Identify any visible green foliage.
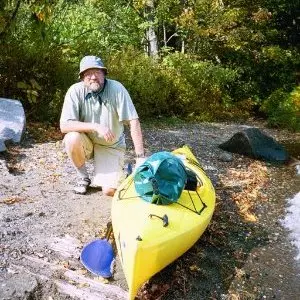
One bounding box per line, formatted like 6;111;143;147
107;49;179;118
17;79;41;104
161;52;240;119
48;0;143;57
0;0;299;131
261;87;300;131
254;46;299;95
106;49;240;120
0;41;75;122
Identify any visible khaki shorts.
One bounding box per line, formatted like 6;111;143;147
79;133;125;189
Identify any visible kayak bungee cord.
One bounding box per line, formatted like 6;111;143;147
117;174;208;215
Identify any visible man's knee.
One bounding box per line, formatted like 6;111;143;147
64;132;82;147
102;187;116;197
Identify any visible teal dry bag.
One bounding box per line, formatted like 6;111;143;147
134;151;187;205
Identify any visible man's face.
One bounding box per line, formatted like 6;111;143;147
82;68;105;92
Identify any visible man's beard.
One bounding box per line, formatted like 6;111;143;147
89;81;103;92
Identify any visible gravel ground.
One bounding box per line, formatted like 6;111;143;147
0;120;300;300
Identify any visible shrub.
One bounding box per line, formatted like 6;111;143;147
106;49;240;120
0;42;75;123
261;87;300;131
161;53;240;120
106;49;182;118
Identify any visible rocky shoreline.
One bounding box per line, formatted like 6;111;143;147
0;120;300;300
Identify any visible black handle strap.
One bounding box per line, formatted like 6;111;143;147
105;221;113;240
149;214;169;227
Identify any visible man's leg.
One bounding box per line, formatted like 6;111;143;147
63;132;93;194
92;146;125;197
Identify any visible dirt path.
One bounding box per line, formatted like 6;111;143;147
0;121;300;300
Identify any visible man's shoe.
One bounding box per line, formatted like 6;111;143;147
73;178;91;195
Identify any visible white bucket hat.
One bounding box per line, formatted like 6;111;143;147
79;55;108;76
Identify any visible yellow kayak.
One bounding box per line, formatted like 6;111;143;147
111;145;216;300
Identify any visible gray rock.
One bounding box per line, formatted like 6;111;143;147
218;151;233;162
0;273;38;299
0;98;26;152
219;127;290;164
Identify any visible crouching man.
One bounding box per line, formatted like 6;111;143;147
60;55;146;196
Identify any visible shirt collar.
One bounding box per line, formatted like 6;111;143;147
85;79;107;102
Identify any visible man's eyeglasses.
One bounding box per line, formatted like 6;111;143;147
83;70;103;78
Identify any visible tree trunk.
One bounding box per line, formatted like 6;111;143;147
163;22;167;47
146;26;158;56
145;0;158;57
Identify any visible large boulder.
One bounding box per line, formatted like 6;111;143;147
0;98;26;152
219;127;290;164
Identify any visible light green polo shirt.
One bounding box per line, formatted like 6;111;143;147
60;79;139;149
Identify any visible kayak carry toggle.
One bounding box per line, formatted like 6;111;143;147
149;214;169;227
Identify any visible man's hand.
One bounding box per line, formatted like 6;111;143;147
93;124;115;142
60;121;115;143
135;157;147;170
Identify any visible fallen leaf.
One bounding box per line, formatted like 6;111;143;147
1;197;25;205
94;276;109;284
77;282;90;288
76;269;88;275
189;264;200;271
